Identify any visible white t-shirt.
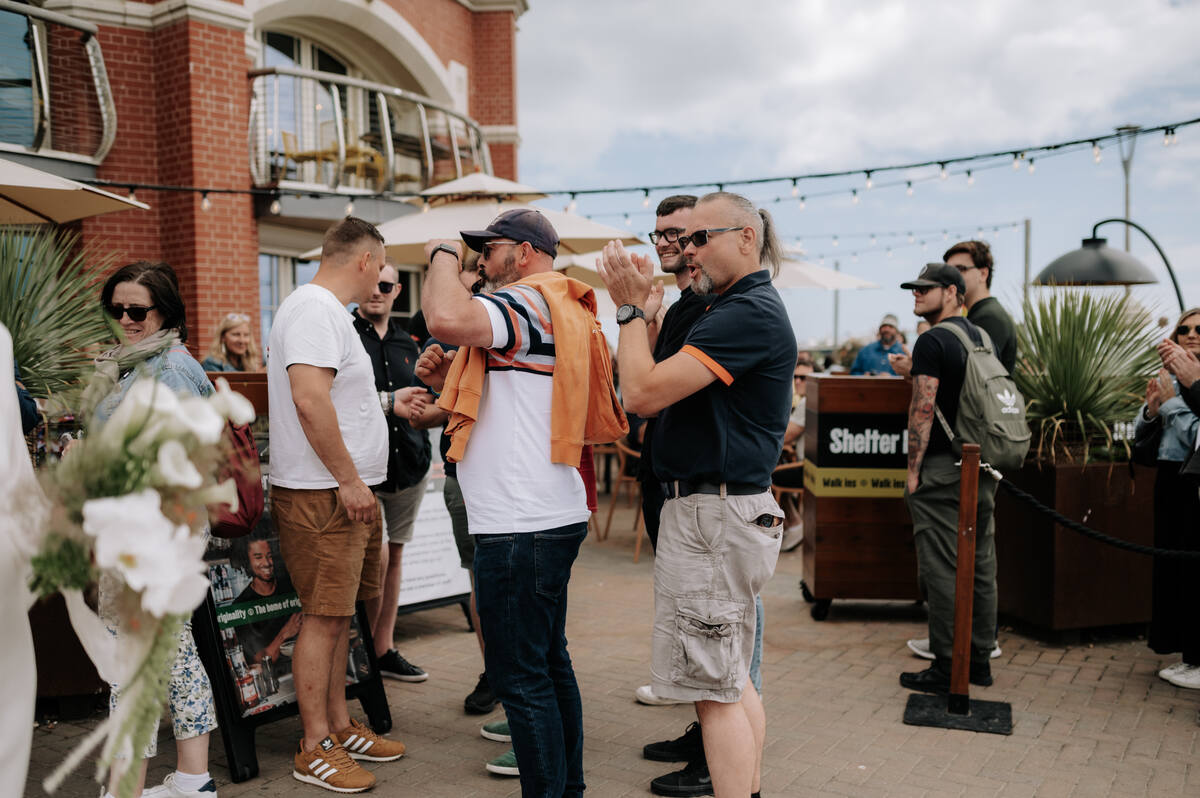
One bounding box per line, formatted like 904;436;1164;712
267;283;388;489
454;284;590;534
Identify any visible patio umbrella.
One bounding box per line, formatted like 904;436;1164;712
417;173;548;206
772;257;877;291
0;157;148;224
302;200;643;263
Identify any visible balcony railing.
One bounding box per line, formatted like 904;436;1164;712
249;66;492;195
0;0;116;164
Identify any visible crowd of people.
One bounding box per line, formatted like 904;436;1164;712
44;188;1193;798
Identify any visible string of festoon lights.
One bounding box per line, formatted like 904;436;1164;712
82;117;1197;219
796;221;1025;266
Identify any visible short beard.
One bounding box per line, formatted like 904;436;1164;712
694;267;715;295
660;253;685;274
483;252;519;292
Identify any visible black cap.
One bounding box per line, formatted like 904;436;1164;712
460;208;560;258
900;262;965;295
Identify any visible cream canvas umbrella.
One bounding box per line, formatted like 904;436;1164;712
302;201;643;263
0;157;148;224
553;250;670;290
772;257;877;290
416;173;548;206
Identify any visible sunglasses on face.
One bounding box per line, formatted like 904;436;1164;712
225;312;250;322
677;227;741;250
1177;325;1200;337
482;240;521;260
911;285;939;296
377;281;395;294
105;303;157;322
793;374;808;382
648;228;684;245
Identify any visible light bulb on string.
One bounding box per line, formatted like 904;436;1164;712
200;192;211;211
1092;142;1102;163
864;171;873;190
269;198;281;215
567;193;577;213
851;188;859;205
790;179;799;198
624;213;631;226
641;189;650;208
852;253;859;263
1172;129;1179;145
1027;158;1035;175
905;181;913;197
886;247;893;258
921;241;927;251
966;170;974;186
344;200;355;216
128;188;137;203
908;231;915;244
832;235;839;248
1164;129;1172;147
939;163;947;180
1012;152;1022;170
798;195;805;210
942;230;948;240
870;234;877;246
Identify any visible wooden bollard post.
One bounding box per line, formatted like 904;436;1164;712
948;442;981;715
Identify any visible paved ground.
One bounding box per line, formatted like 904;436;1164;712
26;500;1200;798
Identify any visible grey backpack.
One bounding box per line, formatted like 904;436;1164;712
933;320;1031;472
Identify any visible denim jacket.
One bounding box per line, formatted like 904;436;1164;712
1135;378;1199;463
93;346;213;425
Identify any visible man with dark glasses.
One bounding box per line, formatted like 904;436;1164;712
352;259;433;685
599;192;795;798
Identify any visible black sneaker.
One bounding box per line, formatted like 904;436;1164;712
900;661;992;694
643;721;704;762
650;759;713;797
464;672;497;714
377;649;428;682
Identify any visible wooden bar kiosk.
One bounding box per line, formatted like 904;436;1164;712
800;375;920;619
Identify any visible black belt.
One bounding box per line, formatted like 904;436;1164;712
663;481;765;499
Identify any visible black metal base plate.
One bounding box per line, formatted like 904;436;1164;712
902;692;1013;735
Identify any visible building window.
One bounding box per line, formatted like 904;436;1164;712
0;10;37;148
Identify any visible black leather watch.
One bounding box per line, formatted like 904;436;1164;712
616;304;646;326
429;243;460;264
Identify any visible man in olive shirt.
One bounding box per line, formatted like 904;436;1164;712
945;240;1016;374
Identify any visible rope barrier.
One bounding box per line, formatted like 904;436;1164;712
986;467;1200;560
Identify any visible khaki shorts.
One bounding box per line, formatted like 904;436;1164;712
378;477;428;545
650;490;783;703
273;486;382;617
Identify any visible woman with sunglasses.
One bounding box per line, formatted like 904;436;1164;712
202;311;262;372
93;262;220;798
1136;307;1200;691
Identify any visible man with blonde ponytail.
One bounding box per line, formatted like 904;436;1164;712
598;192;796;798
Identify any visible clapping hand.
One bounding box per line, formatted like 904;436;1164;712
596;240;655;310
1145;369;1173;417
1158;338;1200;389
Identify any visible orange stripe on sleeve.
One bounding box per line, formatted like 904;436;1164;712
681;345;733;386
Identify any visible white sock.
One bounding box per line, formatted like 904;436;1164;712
172;770;212;791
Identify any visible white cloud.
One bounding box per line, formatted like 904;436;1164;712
517;0;1200;186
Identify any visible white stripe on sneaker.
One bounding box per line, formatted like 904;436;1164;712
312;763;330;777
323;768;338;780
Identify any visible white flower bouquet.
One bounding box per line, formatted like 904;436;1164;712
32;377;255;798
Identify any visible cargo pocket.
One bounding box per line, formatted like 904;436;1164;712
670;598;747;690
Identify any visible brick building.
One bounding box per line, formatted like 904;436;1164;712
1;0;525;353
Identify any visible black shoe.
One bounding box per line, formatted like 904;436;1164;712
464;672;497;714
900;662;993;694
377;649;428;682
643;721;704;762
650;759;713;797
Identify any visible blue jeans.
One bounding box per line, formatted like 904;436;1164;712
750;594;764;694
474;523;588;798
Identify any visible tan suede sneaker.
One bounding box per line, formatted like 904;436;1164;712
334;718;407;762
292;735;375;793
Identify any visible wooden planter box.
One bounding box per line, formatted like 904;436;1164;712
994;461;1155;631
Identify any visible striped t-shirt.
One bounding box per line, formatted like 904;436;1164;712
454;284;590;534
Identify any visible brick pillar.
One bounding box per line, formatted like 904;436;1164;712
471;11;518;179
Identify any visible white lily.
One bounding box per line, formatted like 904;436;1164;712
196;477;239;514
155;439;202;488
99;379;182;449
175;395;226;445
211;378;256;425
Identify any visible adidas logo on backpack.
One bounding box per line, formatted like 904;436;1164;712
933;320;1031;472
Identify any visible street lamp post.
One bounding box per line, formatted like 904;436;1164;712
1115;125;1141;252
1033;217;1184;313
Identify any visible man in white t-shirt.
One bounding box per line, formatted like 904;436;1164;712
415;209;598;797
268;217;411;794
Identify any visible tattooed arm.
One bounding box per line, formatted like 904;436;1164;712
906;374;939;494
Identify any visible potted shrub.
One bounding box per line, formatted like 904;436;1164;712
995;289;1161;631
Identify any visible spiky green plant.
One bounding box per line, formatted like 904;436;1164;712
0;226;115;400
1015;289;1161;463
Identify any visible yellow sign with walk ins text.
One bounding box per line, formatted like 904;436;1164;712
804;465;908;497
806;412;908;497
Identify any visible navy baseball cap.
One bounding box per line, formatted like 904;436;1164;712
461;208;560;258
901;262;966;295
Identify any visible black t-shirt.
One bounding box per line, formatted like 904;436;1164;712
910;317;984;456
653;271;797;488
639;286;710;480
352;312;432;491
233;575;296;665
967;297;1017;375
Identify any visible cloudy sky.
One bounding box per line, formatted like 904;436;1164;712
514;0;1200;347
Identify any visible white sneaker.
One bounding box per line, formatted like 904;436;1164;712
635;684;687;706
1166;664;1200;689
142;773;218;797
906;638;1002;660
1158;661;1189;681
781;523;804;552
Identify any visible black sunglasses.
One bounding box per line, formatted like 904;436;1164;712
105;303;157;322
911;285;939;295
377;281;395;294
1177;325;1200;337
482;240;522;259
648;228;684;245
678;227;741;249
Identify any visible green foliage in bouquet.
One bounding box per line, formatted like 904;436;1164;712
1014;290;1161;463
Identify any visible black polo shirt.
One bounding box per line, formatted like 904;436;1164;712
910;317;984;457
352;311;431;491
966;296;1017;374
653;270;796;489
639;286;710;481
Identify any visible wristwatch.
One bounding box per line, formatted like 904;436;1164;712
616;304;646;326
429;243;460;264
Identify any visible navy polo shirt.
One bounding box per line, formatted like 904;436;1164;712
653;270;797;489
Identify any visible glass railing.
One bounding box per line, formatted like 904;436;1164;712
249;66;492;195
0;0;116;163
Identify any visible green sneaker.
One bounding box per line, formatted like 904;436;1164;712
480;719;511;742
485;748;519;776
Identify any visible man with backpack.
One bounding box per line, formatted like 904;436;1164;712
897;263;1023;694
